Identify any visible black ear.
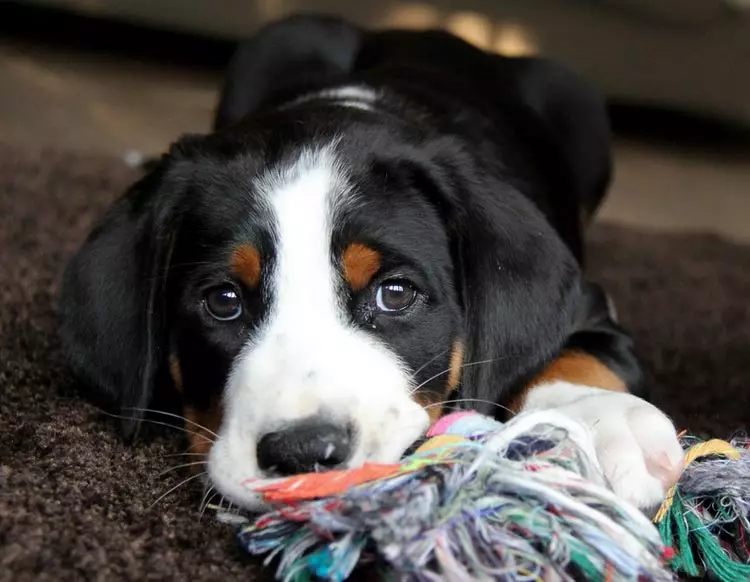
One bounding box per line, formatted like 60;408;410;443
446;57;608;414
451;181;583;418
59;166;175;440
488;55;613;223
214;14;363;129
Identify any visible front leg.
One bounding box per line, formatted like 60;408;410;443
507;284;684;511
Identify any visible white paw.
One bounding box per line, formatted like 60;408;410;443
523;381;684;510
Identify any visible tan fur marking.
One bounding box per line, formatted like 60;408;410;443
184;404;223;464
508;350;628;413
169;353;183;392
231;244;262;288
414;393;445;425
446;341;465;392
342;243;381;292
414;341;465;424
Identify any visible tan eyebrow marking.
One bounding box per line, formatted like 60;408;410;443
342;243;381;292
230;244;262;289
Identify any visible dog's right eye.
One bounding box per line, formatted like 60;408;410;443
203;284;243;321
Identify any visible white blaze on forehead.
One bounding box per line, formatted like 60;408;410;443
258;147;348;326
208;146;429;509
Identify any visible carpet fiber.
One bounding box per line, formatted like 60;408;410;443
1;143;748;581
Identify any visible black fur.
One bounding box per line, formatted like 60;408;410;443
59;15;641;441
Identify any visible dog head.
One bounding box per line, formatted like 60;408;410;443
59;16;610;509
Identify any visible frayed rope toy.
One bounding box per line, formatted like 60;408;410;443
221;411;750;581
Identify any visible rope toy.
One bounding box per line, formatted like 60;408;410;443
222;411;750;581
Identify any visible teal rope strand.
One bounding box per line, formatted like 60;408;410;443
658;490;750;582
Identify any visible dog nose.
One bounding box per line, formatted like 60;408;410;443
256;418;352;475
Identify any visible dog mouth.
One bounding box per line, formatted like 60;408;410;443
203;425;430;513
199;395;432;512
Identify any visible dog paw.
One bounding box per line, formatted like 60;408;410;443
523;381;684;510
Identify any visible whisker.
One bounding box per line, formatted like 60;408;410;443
423;398;512;416
439;405;475;414
150;471;206;509
158;461;208;476
96;409;214;443
185;439;213;453
200;485;219;520
408;348;450;380
123;407;219;439
199;484;214;513
409;357;506;395
163;452;208;459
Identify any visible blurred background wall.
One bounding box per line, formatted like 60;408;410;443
19;0;750;122
1;0;748;239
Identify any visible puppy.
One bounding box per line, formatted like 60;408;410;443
59;15;683;511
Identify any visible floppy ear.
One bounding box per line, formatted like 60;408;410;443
488;55;613;224
59;166;175;440
441;57;613;413
214;14;363;129
447;56;612;414
448;179;583;418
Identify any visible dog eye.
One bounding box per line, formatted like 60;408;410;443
203;284;243;321
375;280;417;313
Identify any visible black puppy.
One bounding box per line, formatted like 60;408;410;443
60;15;682;510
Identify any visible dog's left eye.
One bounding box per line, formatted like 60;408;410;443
203;284;243;321
375;279;417;313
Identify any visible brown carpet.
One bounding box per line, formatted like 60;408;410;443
1;143;748;581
